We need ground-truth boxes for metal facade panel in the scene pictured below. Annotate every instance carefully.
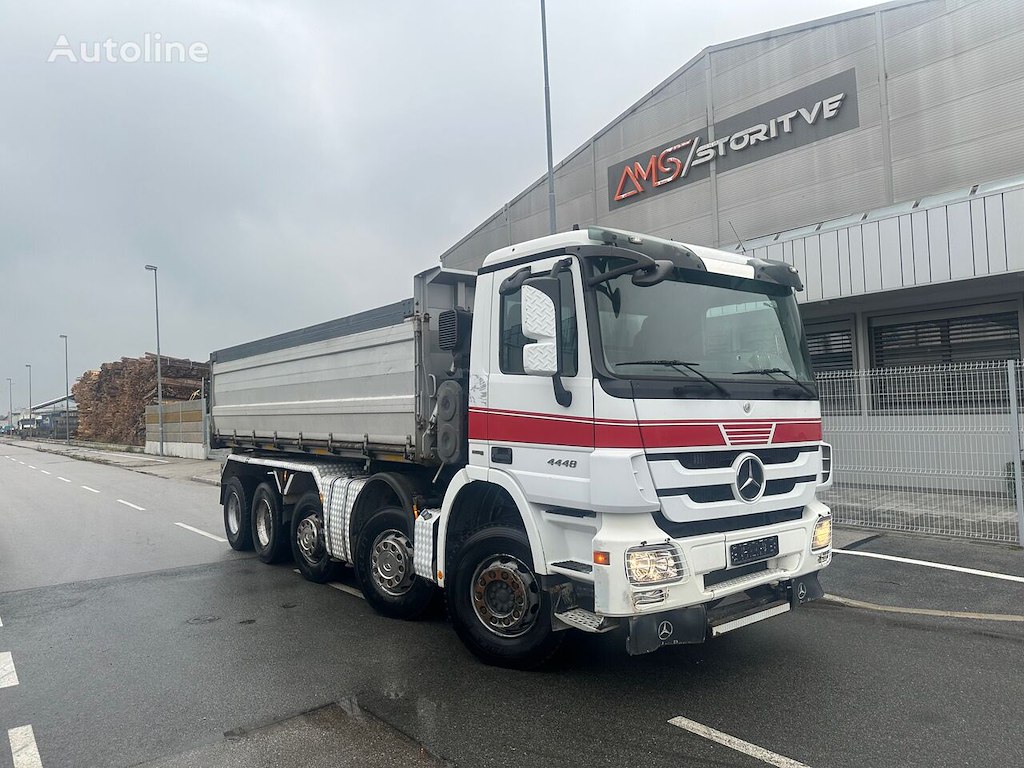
[927,206,951,281]
[820,230,841,299]
[881,0,967,36]
[970,198,989,275]
[444,215,509,271]
[947,201,975,280]
[878,217,903,289]
[911,210,931,284]
[899,214,916,285]
[848,225,866,294]
[985,194,1007,272]
[1005,188,1024,271]
[805,235,822,301]
[862,221,882,292]
[711,16,876,120]
[554,145,595,204]
[648,215,716,248]
[600,178,714,236]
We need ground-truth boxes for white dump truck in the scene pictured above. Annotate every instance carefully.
[210,226,833,668]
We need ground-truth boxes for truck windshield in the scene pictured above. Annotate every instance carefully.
[589,259,814,389]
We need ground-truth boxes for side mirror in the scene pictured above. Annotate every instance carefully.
[520,279,559,377]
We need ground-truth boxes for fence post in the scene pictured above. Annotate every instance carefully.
[1007,360,1024,546]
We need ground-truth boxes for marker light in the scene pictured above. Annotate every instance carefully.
[625,545,686,586]
[812,516,832,551]
[593,550,611,566]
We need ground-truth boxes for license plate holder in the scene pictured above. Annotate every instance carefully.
[730,535,779,566]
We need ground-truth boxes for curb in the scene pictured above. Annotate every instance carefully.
[191,476,220,487]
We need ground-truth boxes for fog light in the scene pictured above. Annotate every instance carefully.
[625,545,685,586]
[812,516,832,551]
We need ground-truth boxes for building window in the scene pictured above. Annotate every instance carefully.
[870,307,1021,368]
[499,270,578,376]
[806,322,856,372]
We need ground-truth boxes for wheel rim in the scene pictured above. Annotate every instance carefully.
[227,492,241,536]
[370,529,415,596]
[296,514,325,565]
[255,498,273,548]
[470,554,540,638]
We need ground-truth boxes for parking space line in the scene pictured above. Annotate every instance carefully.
[117,500,146,511]
[668,716,812,768]
[27,466,36,470]
[174,522,227,543]
[57,477,70,483]
[80,486,100,494]
[834,548,1024,584]
[0,652,19,688]
[328,582,365,600]
[8,725,43,768]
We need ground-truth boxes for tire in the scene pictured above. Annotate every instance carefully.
[447,526,563,669]
[223,477,253,551]
[354,506,434,619]
[291,491,337,583]
[250,482,288,564]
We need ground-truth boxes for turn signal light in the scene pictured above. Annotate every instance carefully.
[812,516,832,551]
[593,550,611,566]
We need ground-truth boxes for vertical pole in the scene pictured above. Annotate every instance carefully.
[26,365,31,428]
[6,378,12,433]
[146,265,164,457]
[61,334,69,444]
[540,0,556,235]
[1008,360,1024,546]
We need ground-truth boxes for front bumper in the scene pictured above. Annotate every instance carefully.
[590,500,832,617]
[624,571,824,655]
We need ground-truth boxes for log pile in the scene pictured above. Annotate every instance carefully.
[72,354,209,445]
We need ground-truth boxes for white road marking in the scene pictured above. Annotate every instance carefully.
[39,470,50,475]
[83,449,169,463]
[27,465,36,470]
[328,582,365,600]
[57,477,70,483]
[0,652,19,688]
[824,593,1024,622]
[174,522,227,543]
[834,548,1024,584]
[668,716,812,768]
[117,499,146,511]
[80,486,100,494]
[8,725,43,768]
[0,615,3,627]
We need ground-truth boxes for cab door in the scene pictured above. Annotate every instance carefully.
[483,255,594,509]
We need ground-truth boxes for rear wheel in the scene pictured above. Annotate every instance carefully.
[354,506,434,619]
[223,477,252,551]
[291,491,337,583]
[447,526,562,669]
[251,482,287,564]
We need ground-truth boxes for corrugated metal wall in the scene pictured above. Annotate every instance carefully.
[440,0,1024,304]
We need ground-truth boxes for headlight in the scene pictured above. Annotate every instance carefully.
[812,516,832,551]
[625,545,686,585]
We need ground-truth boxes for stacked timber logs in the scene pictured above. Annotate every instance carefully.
[72,354,209,445]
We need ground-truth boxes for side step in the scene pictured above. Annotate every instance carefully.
[554,608,618,634]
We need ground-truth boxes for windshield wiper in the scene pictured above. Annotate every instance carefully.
[733,367,816,397]
[616,360,731,397]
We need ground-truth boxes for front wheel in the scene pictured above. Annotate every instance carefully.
[354,506,434,619]
[447,526,563,669]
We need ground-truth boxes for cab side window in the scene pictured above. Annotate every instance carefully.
[499,271,578,375]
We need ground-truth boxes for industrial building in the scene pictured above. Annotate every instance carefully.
[440,0,1024,374]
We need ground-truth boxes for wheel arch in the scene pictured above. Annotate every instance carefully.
[437,469,547,587]
[349,471,423,554]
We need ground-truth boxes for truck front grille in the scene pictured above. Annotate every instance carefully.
[652,507,803,537]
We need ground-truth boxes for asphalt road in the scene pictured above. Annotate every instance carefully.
[1,441,1022,768]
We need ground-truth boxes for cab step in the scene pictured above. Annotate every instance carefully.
[554,608,618,633]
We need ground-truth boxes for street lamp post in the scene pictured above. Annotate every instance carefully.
[59,334,70,444]
[25,364,32,431]
[5,377,12,433]
[540,0,556,235]
[145,264,164,456]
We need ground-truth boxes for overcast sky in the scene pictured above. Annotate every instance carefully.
[0,0,874,408]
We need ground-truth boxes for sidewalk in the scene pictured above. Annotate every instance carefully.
[1,437,223,486]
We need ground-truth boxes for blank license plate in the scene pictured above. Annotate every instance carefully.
[730,535,779,566]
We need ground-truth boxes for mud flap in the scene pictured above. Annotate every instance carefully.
[790,572,824,608]
[626,605,707,656]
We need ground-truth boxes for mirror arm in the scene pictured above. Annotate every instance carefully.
[549,257,573,278]
[551,374,572,407]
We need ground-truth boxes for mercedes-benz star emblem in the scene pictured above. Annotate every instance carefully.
[742,401,752,413]
[734,454,766,503]
[658,621,674,641]
[797,583,807,601]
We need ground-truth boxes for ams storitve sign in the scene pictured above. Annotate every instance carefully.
[607,69,860,210]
